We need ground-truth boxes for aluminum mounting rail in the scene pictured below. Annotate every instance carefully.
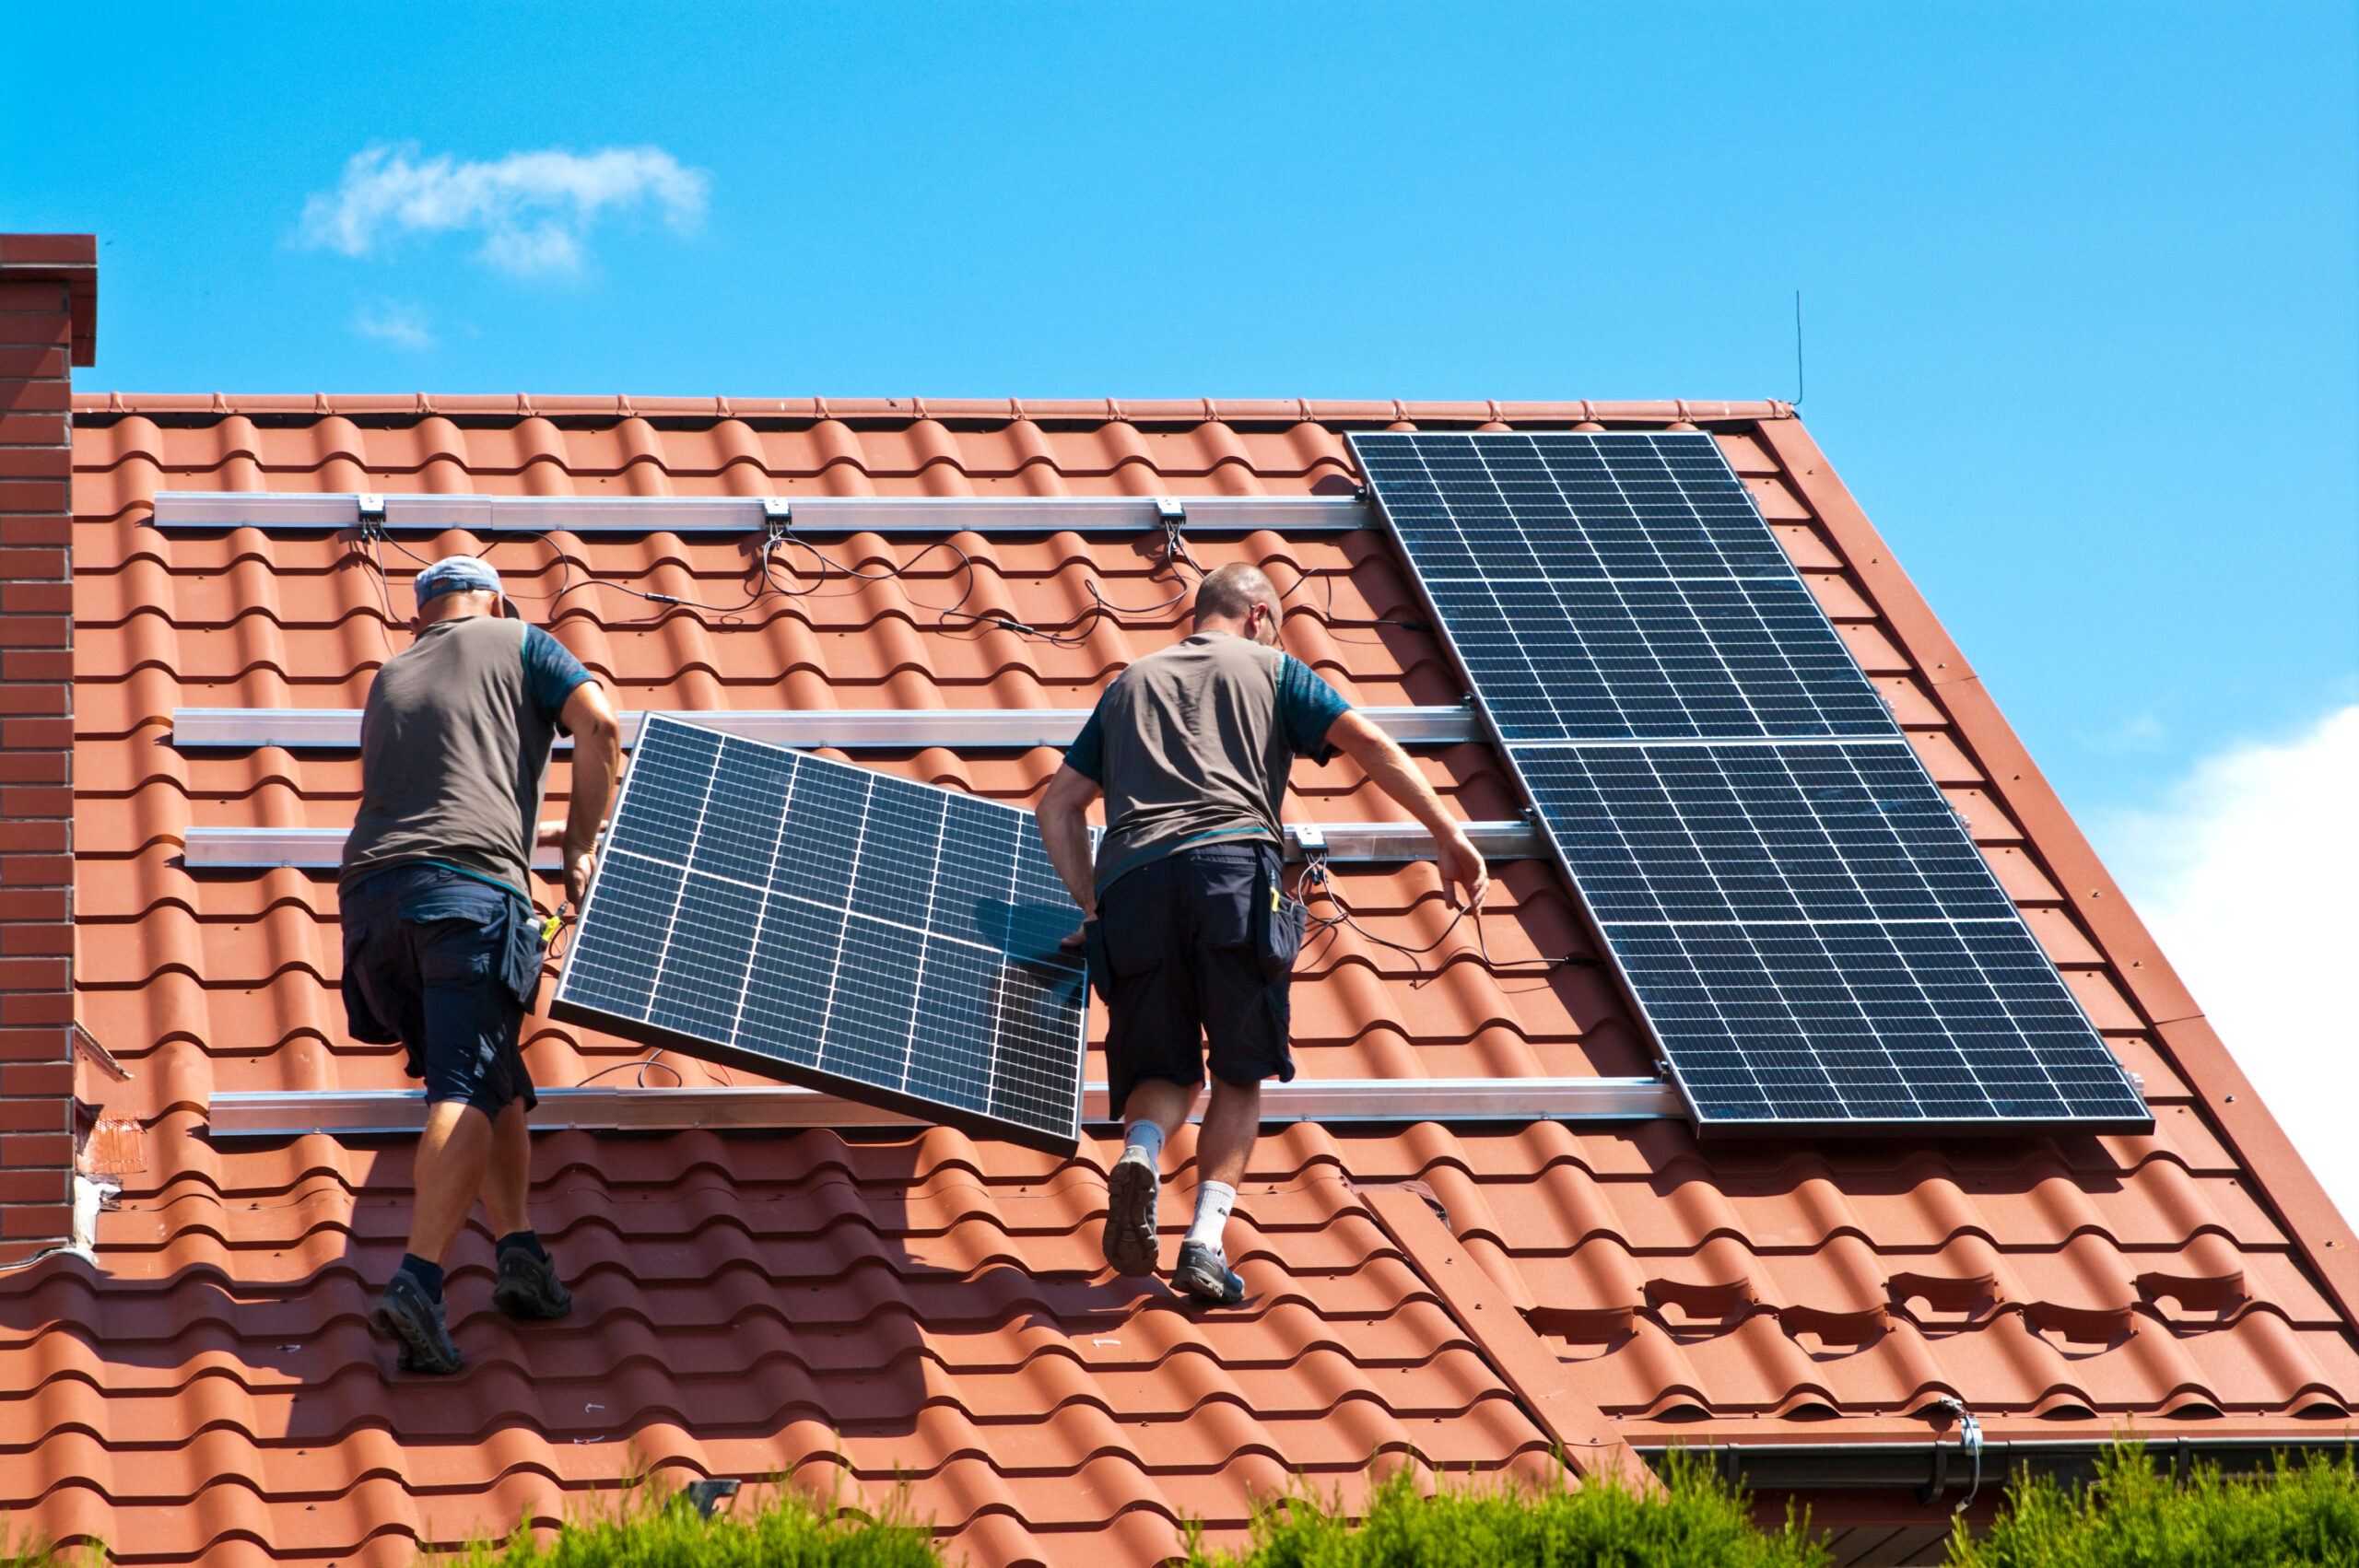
[206,1077,1681,1137]
[180,819,1546,870]
[170,705,1483,751]
[147,491,1371,535]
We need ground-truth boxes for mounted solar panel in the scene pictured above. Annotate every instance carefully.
[1351,430,2148,1136]
[551,714,1089,1153]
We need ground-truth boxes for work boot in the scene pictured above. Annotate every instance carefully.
[372,1270,463,1374]
[1101,1145,1161,1277]
[1171,1240,1246,1306]
[492,1246,573,1320]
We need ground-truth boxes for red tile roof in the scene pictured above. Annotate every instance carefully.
[10,395,2356,1566]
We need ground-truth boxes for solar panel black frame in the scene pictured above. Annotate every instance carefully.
[1351,430,2151,1137]
[550,713,1090,1154]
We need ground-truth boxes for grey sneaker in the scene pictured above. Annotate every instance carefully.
[1171,1240,1245,1306]
[372,1270,463,1374]
[1101,1145,1161,1277]
[492,1246,573,1320]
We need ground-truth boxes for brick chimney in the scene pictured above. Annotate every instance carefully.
[0,236,93,1263]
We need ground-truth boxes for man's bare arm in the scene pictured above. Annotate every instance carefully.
[558,681,623,906]
[1035,764,1104,919]
[1325,709,1488,910]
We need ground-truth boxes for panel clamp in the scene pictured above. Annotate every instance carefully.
[1292,821,1332,890]
[758,497,792,546]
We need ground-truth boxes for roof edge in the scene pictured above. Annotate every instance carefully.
[68,392,1793,426]
[1753,417,2359,1334]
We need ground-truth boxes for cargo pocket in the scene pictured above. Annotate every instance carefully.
[1253,860,1307,983]
[338,922,401,1046]
[501,900,551,1011]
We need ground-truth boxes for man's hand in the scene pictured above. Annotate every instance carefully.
[566,848,597,907]
[1432,825,1489,913]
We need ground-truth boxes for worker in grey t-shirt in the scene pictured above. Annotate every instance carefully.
[342,556,622,1374]
[1037,562,1487,1305]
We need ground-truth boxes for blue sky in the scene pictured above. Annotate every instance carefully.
[5,3,2353,823]
[8,4,2359,1200]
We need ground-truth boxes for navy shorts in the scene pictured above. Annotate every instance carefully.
[1094,841,1299,1118]
[340,864,541,1117]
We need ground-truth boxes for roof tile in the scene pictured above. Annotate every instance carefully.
[12,398,2342,1565]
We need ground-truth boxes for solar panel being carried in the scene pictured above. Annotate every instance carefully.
[1351,430,2149,1135]
[552,714,1090,1153]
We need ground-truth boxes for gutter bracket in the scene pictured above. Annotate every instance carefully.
[1915,1440,1949,1507]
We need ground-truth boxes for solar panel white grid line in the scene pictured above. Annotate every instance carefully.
[551,716,668,1018]
[805,765,877,1080]
[1395,438,1627,739]
[1530,438,1872,741]
[977,838,1074,1126]
[1787,741,2113,1108]
[1555,740,2110,1120]
[884,788,956,1096]
[600,819,1058,965]
[719,741,804,1058]
[977,809,1025,1121]
[1780,743,2095,1114]
[1543,741,1937,1121]
[1379,434,1887,742]
[1458,436,1661,739]
[631,726,723,1029]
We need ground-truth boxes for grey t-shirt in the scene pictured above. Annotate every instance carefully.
[1064,632,1352,895]
[341,615,594,902]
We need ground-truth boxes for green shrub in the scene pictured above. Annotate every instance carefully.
[1186,1450,1826,1568]
[452,1477,943,1568]
[1951,1442,2359,1568]
[0,1523,79,1568]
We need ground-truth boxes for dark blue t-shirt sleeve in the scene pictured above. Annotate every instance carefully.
[1064,702,1107,783]
[1279,655,1352,764]
[522,625,595,730]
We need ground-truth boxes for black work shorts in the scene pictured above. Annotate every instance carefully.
[340,864,540,1118]
[1096,841,1299,1118]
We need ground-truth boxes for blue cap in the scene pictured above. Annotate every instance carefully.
[414,556,505,607]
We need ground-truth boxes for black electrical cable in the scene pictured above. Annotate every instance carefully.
[573,1052,686,1089]
[1294,857,1576,977]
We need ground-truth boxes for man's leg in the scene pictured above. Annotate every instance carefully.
[371,1097,488,1375]
[483,1097,571,1319]
[1193,1075,1260,1189]
[1103,1076,1194,1278]
[1097,858,1198,1278]
[479,1098,531,1238]
[1171,846,1289,1305]
[408,1098,495,1266]
[1121,1077,1198,1144]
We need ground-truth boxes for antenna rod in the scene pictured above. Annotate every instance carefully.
[1793,289,1806,409]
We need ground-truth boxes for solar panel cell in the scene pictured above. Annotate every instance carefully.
[1353,430,2149,1134]
[553,714,1089,1152]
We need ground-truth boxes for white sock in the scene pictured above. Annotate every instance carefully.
[1122,1121,1165,1164]
[1185,1180,1236,1257]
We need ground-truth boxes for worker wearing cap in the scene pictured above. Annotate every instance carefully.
[1036,562,1488,1305]
[341,556,622,1374]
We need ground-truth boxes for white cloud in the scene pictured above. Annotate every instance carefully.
[2098,706,2359,1219]
[300,144,709,275]
[352,298,433,349]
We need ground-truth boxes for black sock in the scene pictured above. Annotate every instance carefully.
[497,1230,548,1263]
[398,1252,445,1304]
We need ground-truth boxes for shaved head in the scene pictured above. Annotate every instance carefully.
[1193,563,1281,628]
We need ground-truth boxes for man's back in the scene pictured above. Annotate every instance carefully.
[1077,631,1344,895]
[343,614,577,900]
